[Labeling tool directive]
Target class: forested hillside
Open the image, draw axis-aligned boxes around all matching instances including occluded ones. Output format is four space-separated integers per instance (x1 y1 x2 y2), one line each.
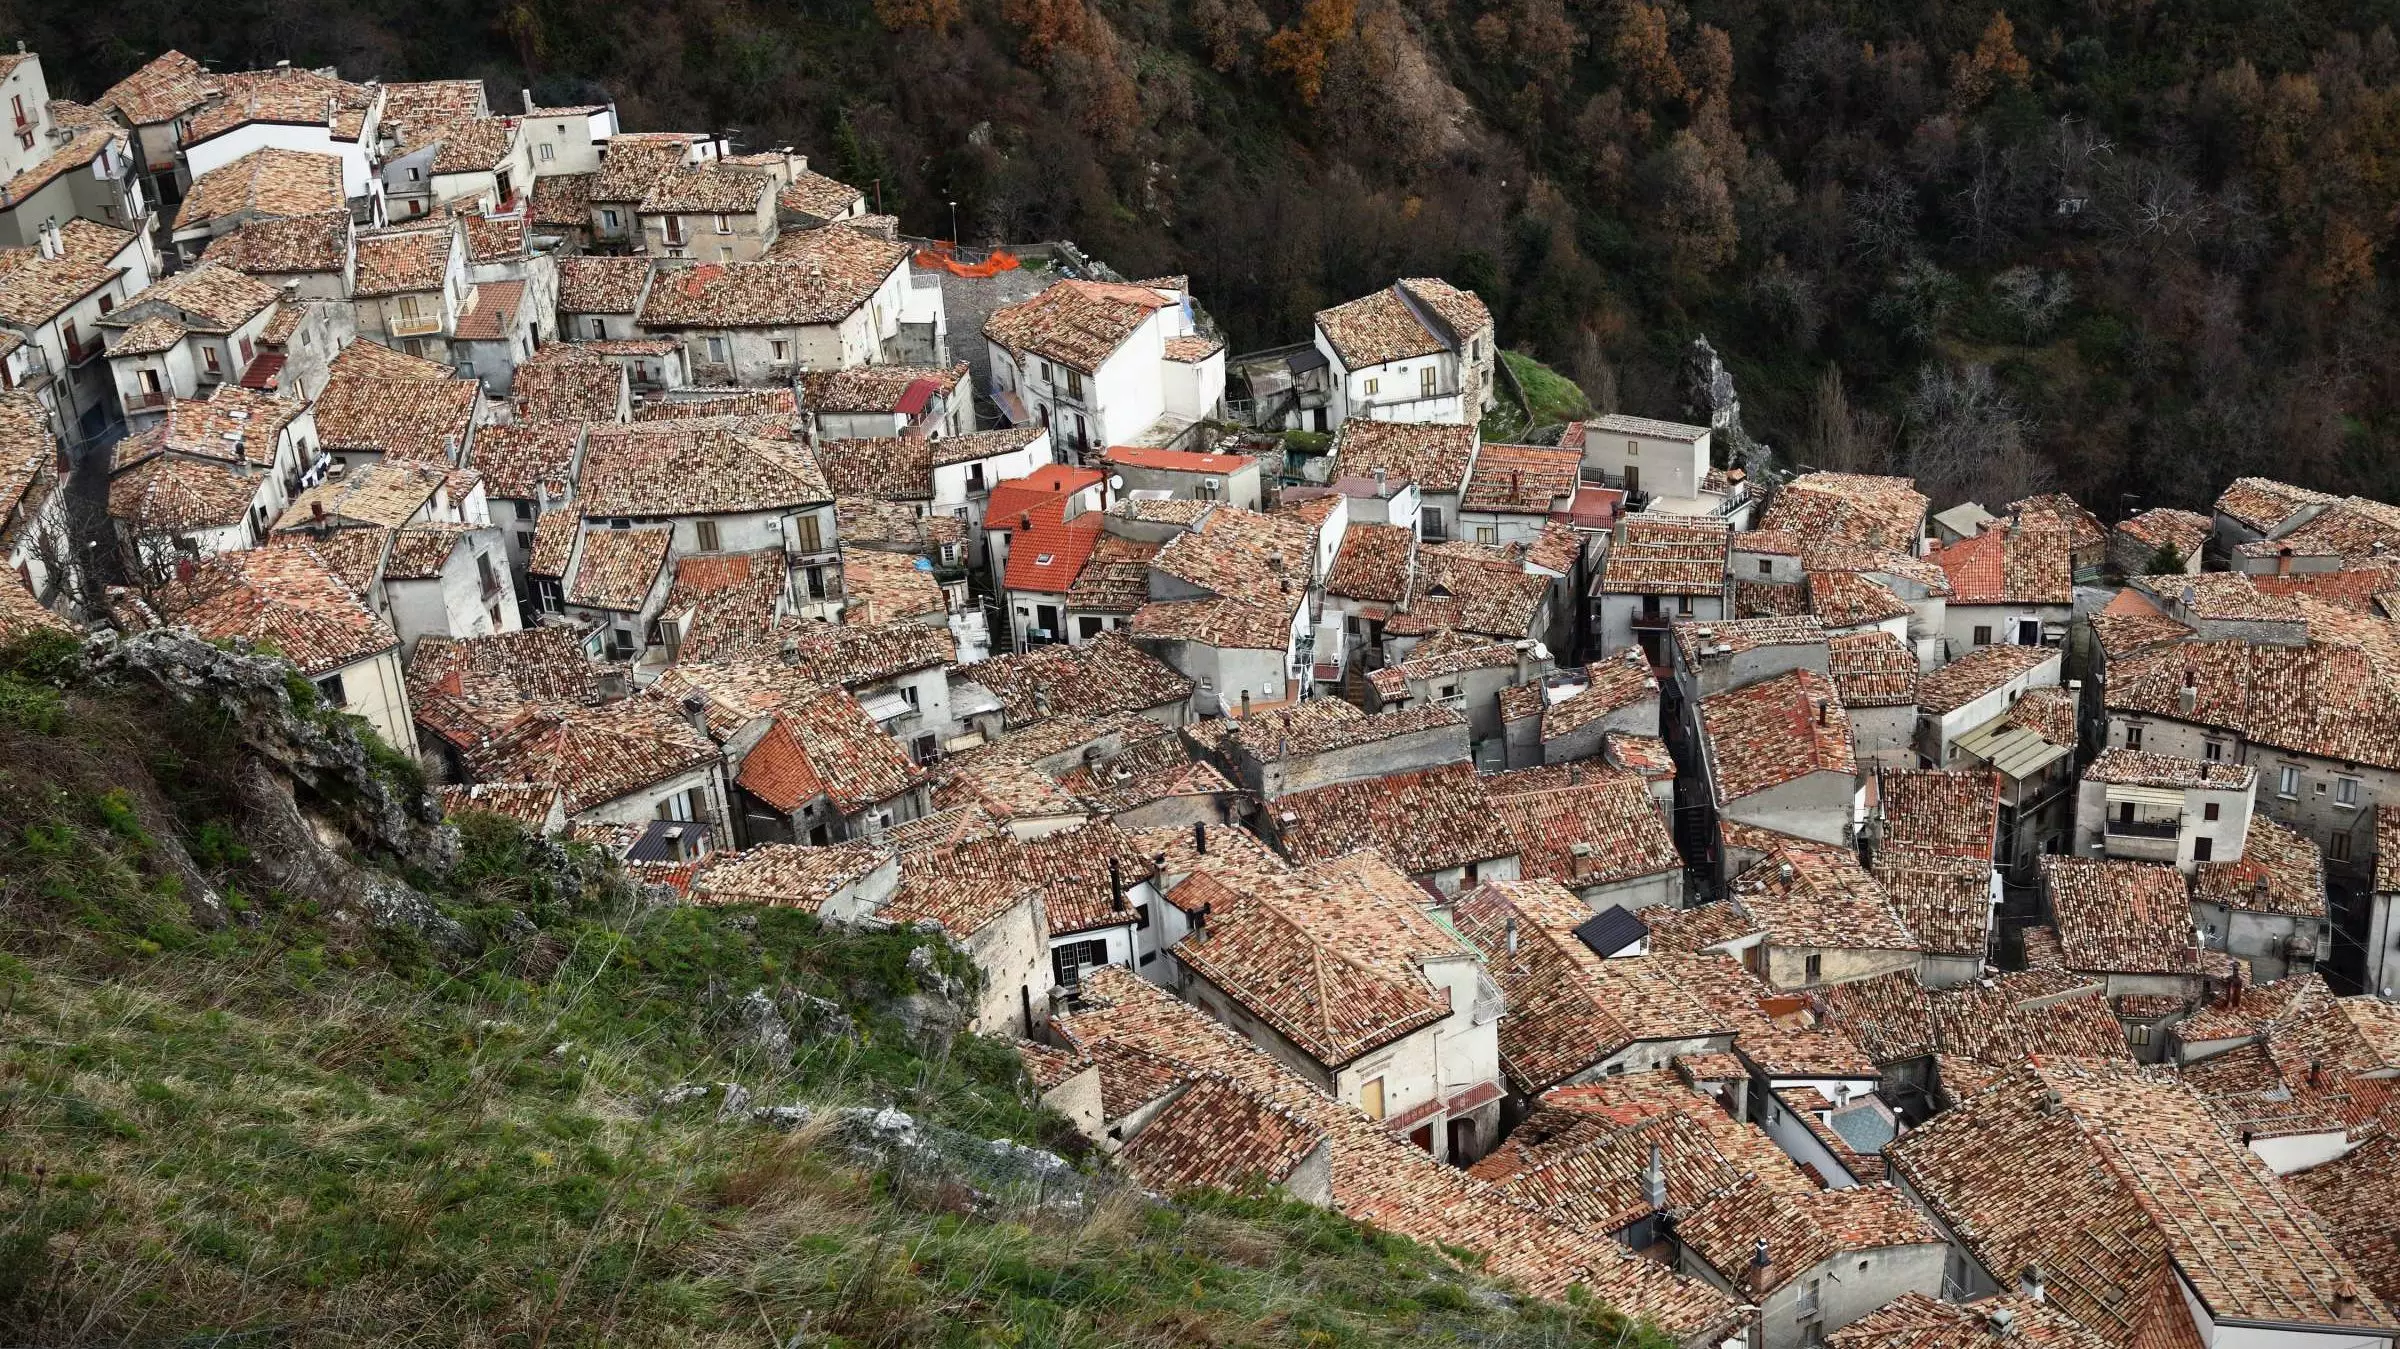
20 0 2400 508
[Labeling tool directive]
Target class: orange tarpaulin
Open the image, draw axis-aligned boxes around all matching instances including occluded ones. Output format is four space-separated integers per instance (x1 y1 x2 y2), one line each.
912 241 1023 278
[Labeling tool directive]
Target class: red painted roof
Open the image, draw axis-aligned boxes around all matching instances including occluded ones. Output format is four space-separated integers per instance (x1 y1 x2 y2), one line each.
1102 444 1255 474
238 352 287 390
1005 512 1104 595
894 376 938 417
988 463 1104 522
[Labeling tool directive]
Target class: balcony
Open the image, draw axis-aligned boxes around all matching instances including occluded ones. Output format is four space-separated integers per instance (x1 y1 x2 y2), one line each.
62 332 104 367
2105 817 2181 839
121 388 170 413
1630 611 1673 632
388 313 444 338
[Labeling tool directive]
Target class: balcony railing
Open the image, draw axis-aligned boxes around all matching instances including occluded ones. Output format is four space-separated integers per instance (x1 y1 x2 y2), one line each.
62 332 105 366
2106 817 2181 839
388 314 444 338
121 388 170 412
1630 611 1673 631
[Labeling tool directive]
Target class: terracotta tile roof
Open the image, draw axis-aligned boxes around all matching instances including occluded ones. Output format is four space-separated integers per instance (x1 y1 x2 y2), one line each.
1114 1073 1325 1194
1825 629 1918 707
1462 442 1581 512
1932 521 2075 605
2041 856 2203 977
1817 969 1938 1063
1888 1059 2394 1348
1925 970 2128 1069
1485 764 1680 890
1598 515 1732 595
2084 748 2253 790
274 460 443 531
1204 699 1467 765
749 689 925 813
1916 642 2057 714
469 421 581 501
1731 838 1917 952
638 160 774 214
1453 881 1729 1092
567 523 672 610
456 211 523 270
0 226 129 326
1173 850 1466 1066
406 627 601 747
2008 492 2107 551
1389 545 1554 640
1881 769 2000 860
1055 532 1154 614
420 117 520 174
1160 334 1223 362
163 540 398 675
1331 419 1477 496
1809 568 1912 626
983 278 1171 373
1054 967 1740 1327
2214 477 2336 534
1129 591 1298 651
653 550 781 662
2192 814 2325 919
961 632 1192 722
578 422 829 517
1267 762 1516 875
778 168 865 221
104 313 186 356
1678 1177 1942 1291
436 782 561 828
107 454 260 533
175 147 349 234
197 209 346 276
1699 667 1853 803
1758 473 1929 554
815 435 931 500
836 548 942 625
528 171 595 227
1643 902 1763 955
510 347 621 424
525 509 578 578
556 256 652 314
1831 1292 2116 1349
797 362 966 416
2285 1133 2400 1313
2115 507 2211 558
1314 521 1408 604
890 819 1156 937
1468 1069 1811 1232
310 368 479 462
1677 952 1882 1079
1313 277 1491 368
98 50 219 124
353 224 454 298
1672 614 1824 665
2101 593 2400 770
591 133 697 203
119 263 281 332
451 279 527 341
643 228 910 328
467 694 718 815
630 392 799 423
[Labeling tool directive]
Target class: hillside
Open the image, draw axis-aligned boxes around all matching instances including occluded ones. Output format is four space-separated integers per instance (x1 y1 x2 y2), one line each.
26 0 2400 510
0 627 1669 1347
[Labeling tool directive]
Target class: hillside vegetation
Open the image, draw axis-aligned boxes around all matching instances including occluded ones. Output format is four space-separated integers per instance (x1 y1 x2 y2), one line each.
0 629 1668 1347
23 0 2400 509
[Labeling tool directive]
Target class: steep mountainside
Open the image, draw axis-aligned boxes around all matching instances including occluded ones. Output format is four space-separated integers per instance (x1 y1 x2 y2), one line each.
25 0 2400 509
0 626 1671 1346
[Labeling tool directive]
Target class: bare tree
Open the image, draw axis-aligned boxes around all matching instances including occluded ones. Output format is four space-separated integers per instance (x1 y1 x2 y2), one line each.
1903 362 2054 508
1990 266 2073 342
1804 364 1890 473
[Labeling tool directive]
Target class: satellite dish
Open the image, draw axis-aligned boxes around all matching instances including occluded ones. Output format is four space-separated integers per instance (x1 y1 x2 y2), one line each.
1107 474 1125 492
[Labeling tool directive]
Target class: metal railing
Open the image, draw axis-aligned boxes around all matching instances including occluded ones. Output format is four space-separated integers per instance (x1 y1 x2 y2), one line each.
388 313 444 338
121 388 170 412
2106 817 2180 839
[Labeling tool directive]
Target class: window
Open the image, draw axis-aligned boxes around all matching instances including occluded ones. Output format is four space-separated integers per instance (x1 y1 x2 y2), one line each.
407 166 421 181
1677 595 1693 614
2279 766 2301 798
713 213 731 234
514 500 534 521
1475 525 1497 544
2129 1024 2152 1047
203 346 221 373
897 684 919 709
590 318 607 339
2333 832 2353 862
1759 559 1772 575
2124 724 2143 750
1420 366 1436 397
1077 615 1104 640
1037 359 1050 384
1359 1077 1386 1121
2203 802 2221 821
537 142 554 162
662 216 686 244
704 336 727 364
1972 625 1992 645
2338 777 2360 807
1134 903 1152 930
718 246 734 262
792 513 822 552
1050 938 1110 987
2204 741 2222 761
695 520 720 552
1364 376 1379 397
96 293 113 315
315 672 347 707
602 209 620 229
653 788 696 822
1064 369 1083 399
1625 439 1639 458
517 530 533 553
476 553 498 595
1804 952 1823 984
2193 836 2213 862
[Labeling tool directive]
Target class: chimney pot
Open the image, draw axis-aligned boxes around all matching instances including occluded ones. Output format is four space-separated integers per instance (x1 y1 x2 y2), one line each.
1194 820 1207 855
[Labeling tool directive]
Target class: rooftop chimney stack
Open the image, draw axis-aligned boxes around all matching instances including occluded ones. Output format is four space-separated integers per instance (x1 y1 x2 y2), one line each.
1193 820 1207 855
1641 1142 1667 1211
2020 1267 2046 1304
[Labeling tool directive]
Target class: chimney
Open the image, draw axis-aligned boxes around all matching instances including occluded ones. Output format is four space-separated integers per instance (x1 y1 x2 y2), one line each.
1240 690 1252 720
521 88 534 112
1510 467 1522 499
1373 467 1387 498
1749 1239 1771 1296
2278 545 2293 576
1192 902 1210 930
1816 698 1829 727
2335 1281 2361 1319
2179 668 2197 715
1266 551 1284 574
1193 820 1207 855
1108 858 1126 911
2020 1267 2046 1304
1641 1142 1667 1211
1514 638 1537 685
1504 915 1519 958
677 691 710 737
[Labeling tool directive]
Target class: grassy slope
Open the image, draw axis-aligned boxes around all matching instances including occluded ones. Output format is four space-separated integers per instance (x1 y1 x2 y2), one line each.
1483 352 1596 443
0 633 1662 1348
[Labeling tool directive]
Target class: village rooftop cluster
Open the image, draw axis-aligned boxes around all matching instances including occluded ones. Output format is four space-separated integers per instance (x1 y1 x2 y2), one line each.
3 43 2400 1349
